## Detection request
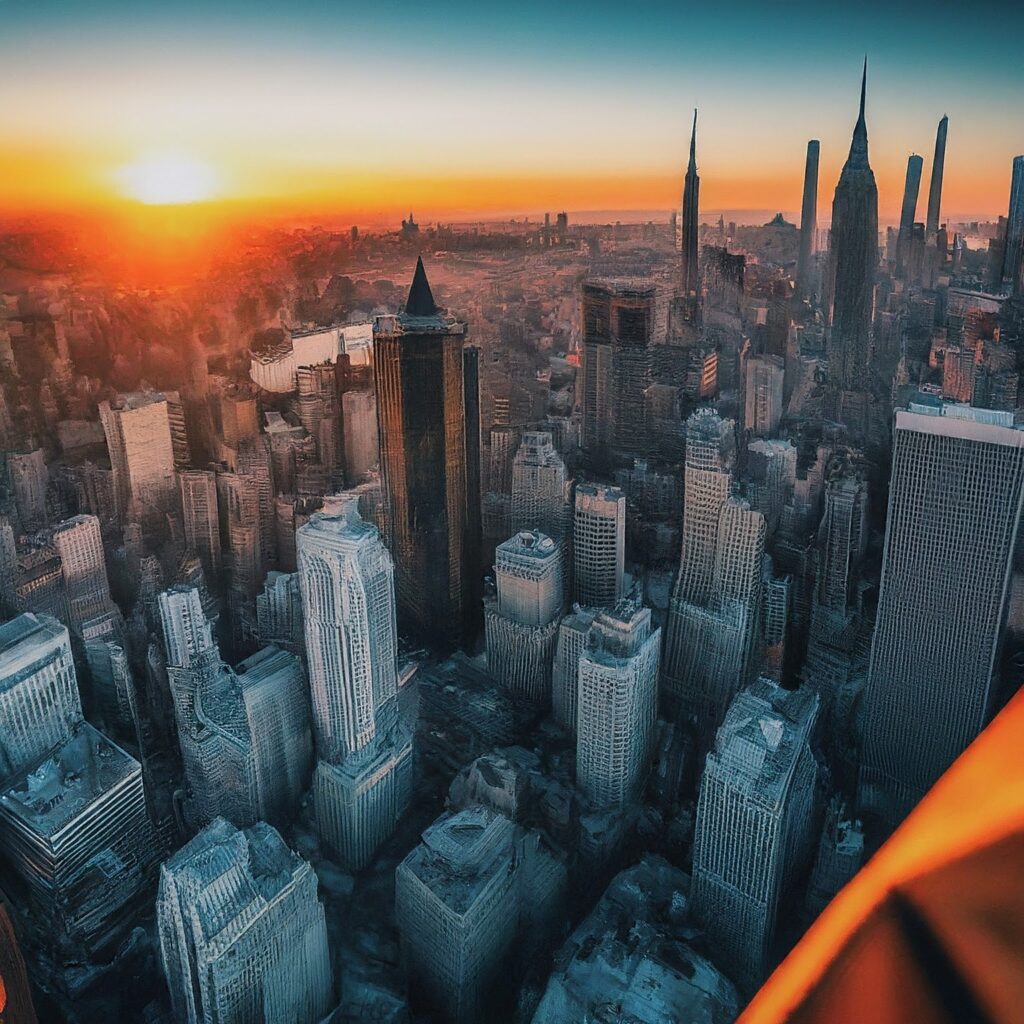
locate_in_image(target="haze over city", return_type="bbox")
[1,3,1023,1024]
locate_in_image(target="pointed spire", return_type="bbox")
[405,256,437,317]
[846,58,870,169]
[689,108,698,171]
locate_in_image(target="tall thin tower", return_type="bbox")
[925,115,948,237]
[827,59,878,393]
[373,258,482,648]
[895,153,923,279]
[680,109,701,298]
[796,140,820,299]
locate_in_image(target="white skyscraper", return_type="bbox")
[510,431,570,538]
[0,613,82,778]
[485,530,563,703]
[663,410,766,735]
[572,484,626,609]
[396,806,565,1024]
[576,601,660,809]
[860,399,1024,827]
[296,495,413,868]
[692,678,819,992]
[49,514,121,638]
[158,817,333,1024]
[551,605,597,733]
[0,721,158,973]
[158,585,313,829]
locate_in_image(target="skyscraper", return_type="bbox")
[551,605,598,733]
[796,140,820,299]
[99,391,184,522]
[925,114,948,237]
[572,484,626,609]
[827,61,878,394]
[859,398,1024,828]
[575,601,660,809]
[509,431,570,538]
[1000,155,1024,288]
[579,281,658,463]
[296,496,413,868]
[395,806,564,1024]
[895,153,923,280]
[0,613,81,778]
[743,354,784,437]
[158,585,313,829]
[663,410,766,734]
[485,530,563,703]
[48,514,119,633]
[157,818,333,1024]
[0,721,158,975]
[373,257,481,648]
[680,109,700,298]
[179,469,222,580]
[6,449,48,533]
[692,679,820,992]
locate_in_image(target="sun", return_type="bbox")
[114,152,220,205]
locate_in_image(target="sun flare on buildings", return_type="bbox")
[114,153,221,205]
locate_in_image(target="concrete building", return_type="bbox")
[0,721,157,964]
[158,817,333,1024]
[485,530,563,703]
[744,354,784,437]
[296,496,413,868]
[373,258,481,647]
[396,806,565,1024]
[179,470,222,580]
[860,399,1024,828]
[341,388,379,482]
[576,601,660,809]
[510,431,571,538]
[0,613,81,779]
[49,514,119,638]
[692,679,820,992]
[572,484,625,609]
[255,570,304,655]
[580,281,658,462]
[551,606,598,734]
[7,449,48,533]
[663,410,766,734]
[533,857,740,1024]
[99,391,184,522]
[159,585,313,829]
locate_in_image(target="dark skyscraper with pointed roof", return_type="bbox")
[827,61,878,393]
[680,109,701,299]
[796,139,820,299]
[925,115,948,238]
[373,257,482,648]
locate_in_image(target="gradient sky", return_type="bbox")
[2,0,1022,222]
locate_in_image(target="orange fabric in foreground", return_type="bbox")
[741,687,1024,1024]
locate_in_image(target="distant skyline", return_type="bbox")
[2,1,1022,221]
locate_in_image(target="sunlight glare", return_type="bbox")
[114,153,220,205]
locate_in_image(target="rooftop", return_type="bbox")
[710,678,818,805]
[0,613,70,692]
[0,721,139,838]
[400,806,516,914]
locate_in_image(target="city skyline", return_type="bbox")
[2,3,1022,221]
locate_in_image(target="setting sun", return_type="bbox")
[113,153,220,205]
